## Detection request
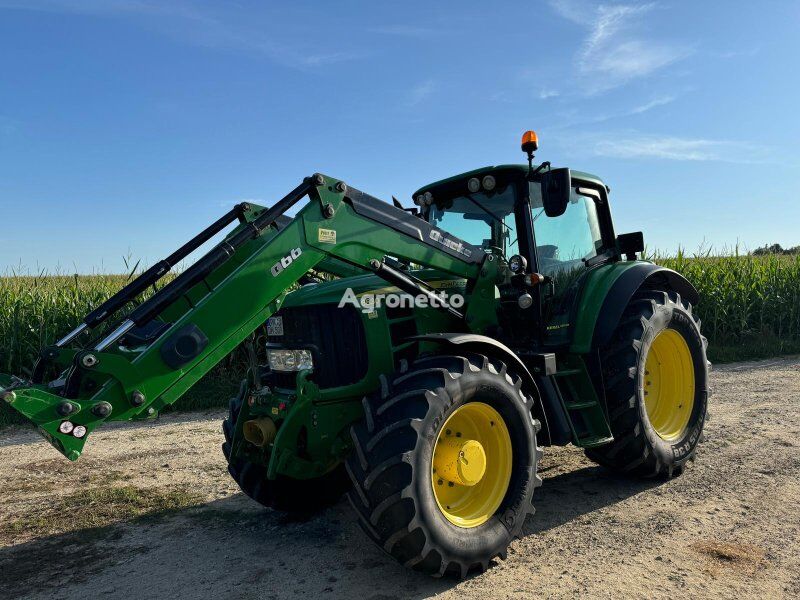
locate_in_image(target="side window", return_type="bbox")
[531,186,603,279]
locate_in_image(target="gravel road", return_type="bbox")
[1,357,798,599]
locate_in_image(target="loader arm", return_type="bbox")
[1,174,500,460]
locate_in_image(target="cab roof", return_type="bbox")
[412,164,607,198]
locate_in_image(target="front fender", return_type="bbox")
[410,332,563,443]
[411,333,538,386]
[569,261,699,354]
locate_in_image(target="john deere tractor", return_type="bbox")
[1,132,708,577]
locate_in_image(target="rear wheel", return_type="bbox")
[346,353,542,578]
[222,389,350,513]
[587,289,708,477]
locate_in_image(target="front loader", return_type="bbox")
[1,132,708,577]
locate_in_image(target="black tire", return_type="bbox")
[222,390,350,513]
[586,289,709,478]
[345,353,542,578]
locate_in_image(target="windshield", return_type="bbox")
[427,184,519,257]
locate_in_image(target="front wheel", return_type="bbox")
[587,289,709,477]
[346,353,542,578]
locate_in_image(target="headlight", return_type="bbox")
[267,349,314,372]
[482,175,496,191]
[508,254,528,274]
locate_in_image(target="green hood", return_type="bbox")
[282,269,466,308]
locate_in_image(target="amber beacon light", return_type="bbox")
[521,130,539,154]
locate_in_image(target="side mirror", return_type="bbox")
[617,232,644,260]
[540,168,571,217]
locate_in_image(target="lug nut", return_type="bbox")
[81,354,98,368]
[335,181,347,193]
[130,391,145,406]
[312,173,325,186]
[91,402,113,418]
[57,401,76,416]
[322,203,335,218]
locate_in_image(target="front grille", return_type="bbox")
[266,303,368,389]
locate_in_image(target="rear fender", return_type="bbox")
[570,262,699,354]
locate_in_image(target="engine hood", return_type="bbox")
[282,269,467,308]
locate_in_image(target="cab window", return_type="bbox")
[427,184,519,257]
[530,183,603,278]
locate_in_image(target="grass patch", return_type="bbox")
[1,484,202,542]
[708,340,800,364]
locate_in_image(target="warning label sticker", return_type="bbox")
[318,228,337,244]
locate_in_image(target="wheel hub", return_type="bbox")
[431,402,512,528]
[433,438,487,486]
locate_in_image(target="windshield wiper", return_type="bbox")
[463,193,511,232]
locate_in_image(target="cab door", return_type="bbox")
[528,182,609,347]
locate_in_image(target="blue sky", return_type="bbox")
[1,0,799,272]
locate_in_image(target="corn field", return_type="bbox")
[653,250,800,360]
[1,251,799,401]
[0,271,245,425]
[0,274,134,377]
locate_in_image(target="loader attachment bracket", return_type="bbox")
[2,375,88,461]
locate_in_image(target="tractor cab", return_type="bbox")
[411,133,625,348]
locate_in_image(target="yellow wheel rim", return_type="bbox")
[431,402,512,528]
[644,329,696,441]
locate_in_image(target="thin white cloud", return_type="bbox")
[629,95,675,114]
[0,0,361,70]
[302,52,361,67]
[549,94,675,129]
[549,1,692,93]
[539,88,560,100]
[590,134,765,162]
[714,47,760,59]
[405,80,436,107]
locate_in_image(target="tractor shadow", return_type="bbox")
[524,464,662,536]
[0,462,661,600]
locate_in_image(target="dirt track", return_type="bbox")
[1,357,799,599]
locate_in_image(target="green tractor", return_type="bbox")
[1,131,708,577]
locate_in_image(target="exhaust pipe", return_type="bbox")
[242,417,277,447]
